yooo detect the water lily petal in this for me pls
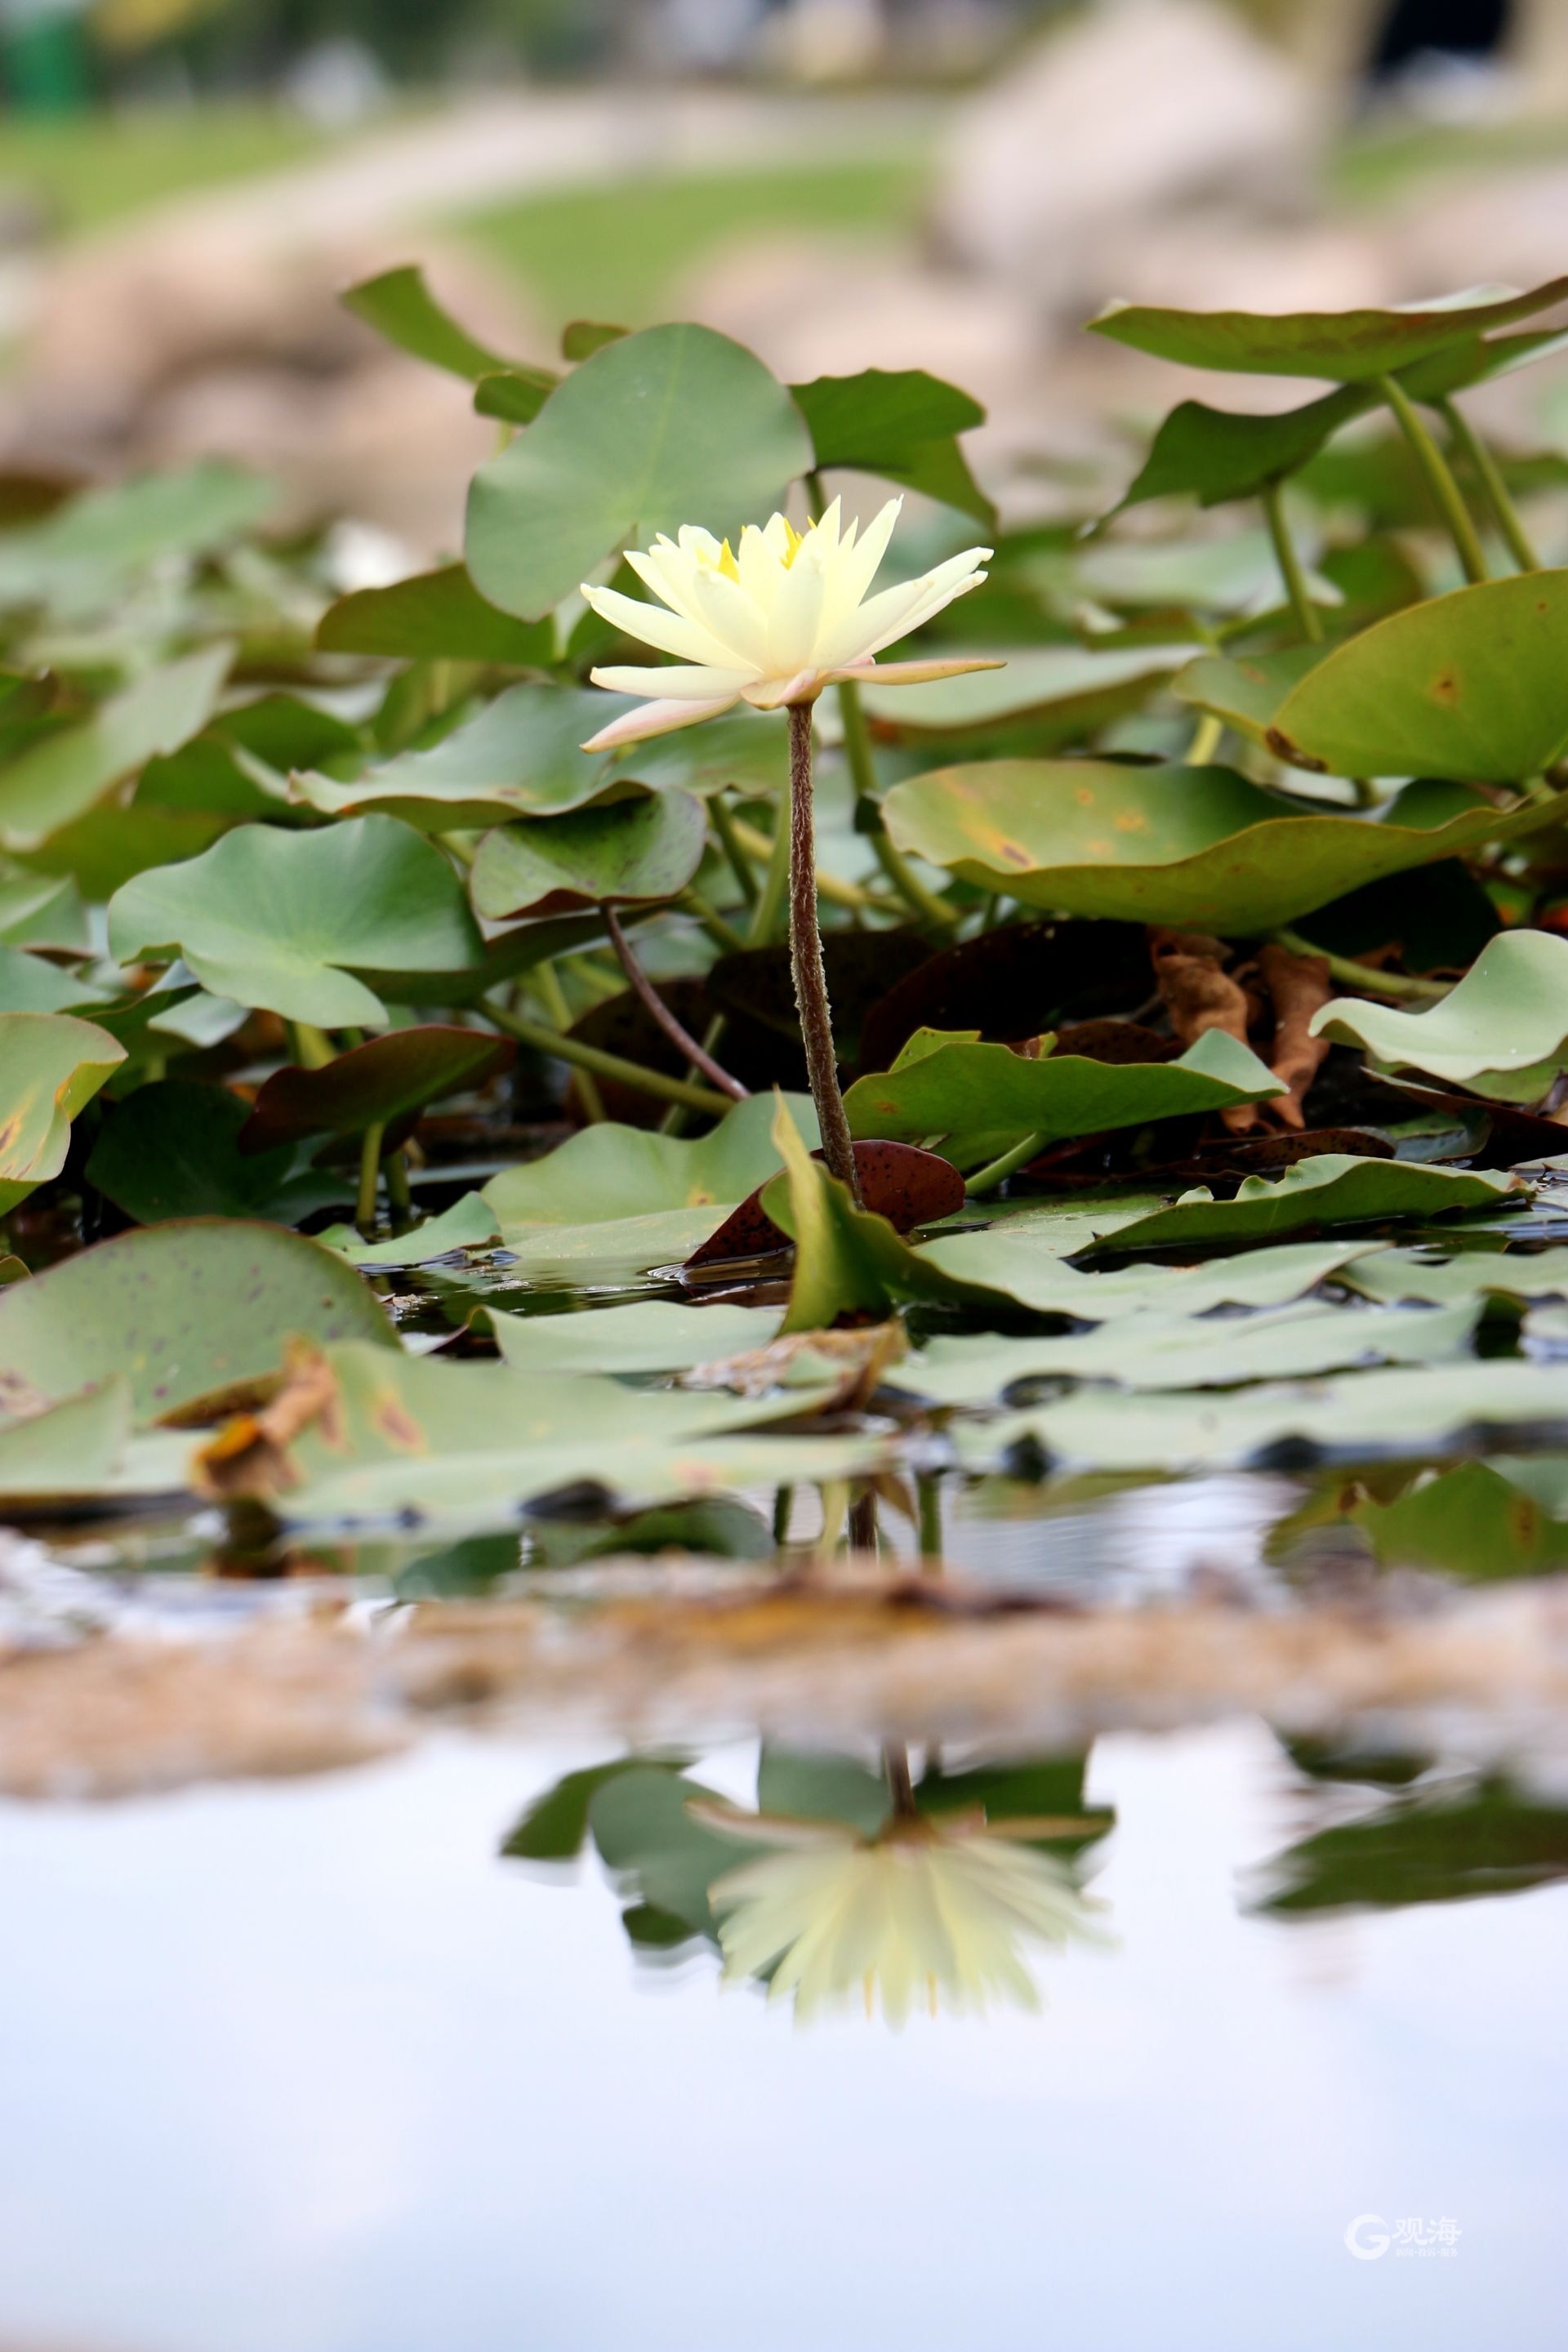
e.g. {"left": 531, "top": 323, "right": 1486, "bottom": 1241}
{"left": 580, "top": 582, "right": 734, "bottom": 667}
{"left": 579, "top": 692, "right": 740, "bottom": 752}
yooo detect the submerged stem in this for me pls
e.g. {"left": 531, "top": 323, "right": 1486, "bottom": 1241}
{"left": 356, "top": 1120, "right": 385, "bottom": 1236}
{"left": 1437, "top": 395, "right": 1541, "bottom": 573}
{"left": 604, "top": 904, "right": 748, "bottom": 1101}
{"left": 1378, "top": 374, "right": 1490, "bottom": 585}
{"left": 1261, "top": 480, "right": 1324, "bottom": 644}
{"left": 788, "top": 700, "right": 862, "bottom": 1203}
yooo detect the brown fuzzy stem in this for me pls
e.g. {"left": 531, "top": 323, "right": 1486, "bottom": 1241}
{"left": 788, "top": 698, "right": 862, "bottom": 1203}
{"left": 604, "top": 904, "right": 749, "bottom": 1102}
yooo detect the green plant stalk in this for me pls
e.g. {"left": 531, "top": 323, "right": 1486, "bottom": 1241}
{"left": 964, "top": 1129, "right": 1046, "bottom": 1197}
{"left": 658, "top": 1010, "right": 734, "bottom": 1136}
{"left": 604, "top": 903, "right": 748, "bottom": 1100}
{"left": 1272, "top": 928, "right": 1450, "bottom": 1000}
{"left": 1377, "top": 374, "right": 1490, "bottom": 585}
{"left": 710, "top": 791, "right": 760, "bottom": 906}
{"left": 747, "top": 796, "right": 793, "bottom": 947}
{"left": 1437, "top": 395, "right": 1541, "bottom": 573}
{"left": 1184, "top": 710, "right": 1226, "bottom": 765}
{"left": 788, "top": 699, "right": 862, "bottom": 1202}
{"left": 288, "top": 1021, "right": 336, "bottom": 1070}
{"left": 838, "top": 675, "right": 956, "bottom": 934}
{"left": 729, "top": 813, "right": 874, "bottom": 914}
{"left": 356, "top": 1120, "right": 385, "bottom": 1236}
{"left": 1261, "top": 481, "right": 1324, "bottom": 644}
{"left": 385, "top": 1148, "right": 413, "bottom": 1232}
{"left": 488, "top": 1000, "right": 732, "bottom": 1116}
{"left": 915, "top": 1470, "right": 942, "bottom": 1562}
{"left": 530, "top": 962, "right": 604, "bottom": 1123}
{"left": 678, "top": 885, "right": 746, "bottom": 953}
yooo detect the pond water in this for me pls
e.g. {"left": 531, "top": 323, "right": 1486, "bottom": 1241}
{"left": 1, "top": 1703, "right": 1565, "bottom": 2352}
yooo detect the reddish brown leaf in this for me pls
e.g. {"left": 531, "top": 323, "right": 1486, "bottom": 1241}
{"left": 684, "top": 1139, "right": 964, "bottom": 1269}
{"left": 1258, "top": 942, "right": 1334, "bottom": 1132}
{"left": 1149, "top": 926, "right": 1259, "bottom": 1134}
{"left": 240, "top": 1027, "right": 514, "bottom": 1153}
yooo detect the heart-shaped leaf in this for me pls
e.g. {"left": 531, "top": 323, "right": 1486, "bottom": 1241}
{"left": 1088, "top": 278, "right": 1568, "bottom": 382}
{"left": 342, "top": 264, "right": 521, "bottom": 381}
{"left": 239, "top": 1025, "right": 515, "bottom": 1151}
{"left": 685, "top": 1138, "right": 964, "bottom": 1267}
{"left": 316, "top": 565, "right": 555, "bottom": 664}
{"left": 466, "top": 323, "right": 813, "bottom": 620}
{"left": 470, "top": 788, "right": 707, "bottom": 919}
{"left": 791, "top": 367, "right": 995, "bottom": 528}
{"left": 483, "top": 1091, "right": 819, "bottom": 1229}
{"left": 0, "top": 1220, "right": 394, "bottom": 1425}
{"left": 321, "top": 1192, "right": 501, "bottom": 1267}
{"left": 882, "top": 760, "right": 1549, "bottom": 933}
{"left": 292, "top": 684, "right": 629, "bottom": 829}
{"left": 84, "top": 1080, "right": 350, "bottom": 1225}
{"left": 107, "top": 815, "right": 481, "bottom": 1027}
{"left": 1313, "top": 931, "right": 1568, "bottom": 1102}
{"left": 0, "top": 1010, "right": 125, "bottom": 1214}
{"left": 1080, "top": 1155, "right": 1523, "bottom": 1258}
{"left": 842, "top": 1027, "right": 1282, "bottom": 1169}
{"left": 0, "top": 645, "right": 231, "bottom": 850}
{"left": 1267, "top": 572, "right": 1568, "bottom": 783}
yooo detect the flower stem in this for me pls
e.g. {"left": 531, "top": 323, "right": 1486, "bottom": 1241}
{"left": 1377, "top": 373, "right": 1490, "bottom": 584}
{"left": 356, "top": 1120, "right": 385, "bottom": 1236}
{"left": 1261, "top": 481, "right": 1324, "bottom": 643}
{"left": 965, "top": 1129, "right": 1046, "bottom": 1197}
{"left": 604, "top": 904, "right": 749, "bottom": 1101}
{"left": 385, "top": 1147, "right": 413, "bottom": 1232}
{"left": 1436, "top": 395, "right": 1541, "bottom": 573}
{"left": 788, "top": 699, "right": 862, "bottom": 1203}
{"left": 883, "top": 1741, "right": 917, "bottom": 1819}
{"left": 487, "top": 1001, "right": 732, "bottom": 1116}
{"left": 747, "top": 797, "right": 793, "bottom": 947}
{"left": 678, "top": 885, "right": 746, "bottom": 953}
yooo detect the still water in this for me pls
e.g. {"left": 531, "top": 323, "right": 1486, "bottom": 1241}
{"left": 1, "top": 1717, "right": 1563, "bottom": 2352}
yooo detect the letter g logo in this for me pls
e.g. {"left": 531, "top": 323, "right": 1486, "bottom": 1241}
{"left": 1345, "top": 2214, "right": 1390, "bottom": 2261}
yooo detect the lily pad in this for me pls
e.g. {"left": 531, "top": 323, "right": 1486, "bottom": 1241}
{"left": 1342, "top": 1245, "right": 1568, "bottom": 1307}
{"left": 0, "top": 645, "right": 232, "bottom": 850}
{"left": 0, "top": 943, "right": 104, "bottom": 1013}
{"left": 1313, "top": 932, "right": 1568, "bottom": 1102}
{"left": 0, "top": 1379, "right": 134, "bottom": 1505}
{"left": 292, "top": 685, "right": 630, "bottom": 830}
{"left": 842, "top": 1027, "right": 1282, "bottom": 1169}
{"left": 85, "top": 1080, "right": 350, "bottom": 1225}
{"left": 238, "top": 1026, "right": 515, "bottom": 1152}
{"left": 1267, "top": 573, "right": 1568, "bottom": 784}
{"left": 915, "top": 1234, "right": 1378, "bottom": 1319}
{"left": 0, "top": 1010, "right": 125, "bottom": 1215}
{"left": 1079, "top": 1156, "right": 1523, "bottom": 1258}
{"left": 881, "top": 760, "right": 1550, "bottom": 933}
{"left": 1170, "top": 646, "right": 1328, "bottom": 753}
{"left": 470, "top": 788, "right": 707, "bottom": 920}
{"left": 686, "top": 1138, "right": 964, "bottom": 1266}
{"left": 466, "top": 323, "right": 814, "bottom": 620}
{"left": 790, "top": 366, "right": 995, "bottom": 528}
{"left": 1087, "top": 278, "right": 1568, "bottom": 382}
{"left": 1105, "top": 385, "right": 1366, "bottom": 515}
{"left": 0, "top": 1219, "right": 395, "bottom": 1426}
{"left": 315, "top": 564, "right": 555, "bottom": 665}
{"left": 490, "top": 1297, "right": 778, "bottom": 1376}
{"left": 321, "top": 1192, "right": 501, "bottom": 1267}
{"left": 107, "top": 815, "right": 481, "bottom": 1027}
{"left": 342, "top": 265, "right": 518, "bottom": 381}
{"left": 483, "top": 1092, "right": 817, "bottom": 1231}
{"left": 0, "top": 463, "right": 275, "bottom": 610}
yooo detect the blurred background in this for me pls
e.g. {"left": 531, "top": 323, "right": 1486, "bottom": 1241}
{"left": 0, "top": 0, "right": 1563, "bottom": 554}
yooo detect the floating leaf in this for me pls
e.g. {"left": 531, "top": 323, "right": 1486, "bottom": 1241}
{"left": 490, "top": 1297, "right": 777, "bottom": 1376}
{"left": 1170, "top": 646, "right": 1326, "bottom": 752}
{"left": 0, "top": 862, "right": 88, "bottom": 950}
{"left": 1343, "top": 1245, "right": 1568, "bottom": 1307}
{"left": 0, "top": 464, "right": 275, "bottom": 609}
{"left": 107, "top": 815, "right": 481, "bottom": 1027}
{"left": 882, "top": 760, "right": 1549, "bottom": 933}
{"left": 1267, "top": 573, "right": 1568, "bottom": 783}
{"left": 0, "top": 645, "right": 232, "bottom": 850}
{"left": 321, "top": 1192, "right": 501, "bottom": 1267}
{"left": 917, "top": 1233, "right": 1377, "bottom": 1319}
{"left": 292, "top": 685, "right": 627, "bottom": 829}
{"left": 1313, "top": 932, "right": 1568, "bottom": 1102}
{"left": 1080, "top": 1155, "right": 1522, "bottom": 1258}
{"left": 1087, "top": 278, "right": 1568, "bottom": 382}
{"left": 0, "top": 943, "right": 103, "bottom": 1013}
{"left": 239, "top": 1027, "right": 514, "bottom": 1152}
{"left": 0, "top": 1379, "right": 135, "bottom": 1505}
{"left": 470, "top": 788, "right": 707, "bottom": 919}
{"left": 843, "top": 1027, "right": 1282, "bottom": 1169}
{"left": 790, "top": 367, "right": 994, "bottom": 528}
{"left": 857, "top": 919, "right": 1150, "bottom": 1072}
{"left": 0, "top": 1220, "right": 394, "bottom": 1426}
{"left": 0, "top": 1011, "right": 125, "bottom": 1214}
{"left": 85, "top": 1080, "right": 350, "bottom": 1225}
{"left": 314, "top": 564, "right": 554, "bottom": 665}
{"left": 484, "top": 1092, "right": 817, "bottom": 1230}
{"left": 342, "top": 264, "right": 519, "bottom": 381}
{"left": 1351, "top": 1462, "right": 1568, "bottom": 1583}
{"left": 687, "top": 1138, "right": 964, "bottom": 1266}
{"left": 466, "top": 323, "right": 813, "bottom": 620}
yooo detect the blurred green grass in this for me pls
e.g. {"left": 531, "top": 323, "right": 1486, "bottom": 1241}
{"left": 0, "top": 105, "right": 329, "bottom": 235}
{"left": 459, "top": 158, "right": 927, "bottom": 332}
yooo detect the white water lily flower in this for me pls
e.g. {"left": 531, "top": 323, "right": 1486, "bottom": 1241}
{"left": 578, "top": 496, "right": 997, "bottom": 752}
{"left": 698, "top": 1803, "right": 1110, "bottom": 2028}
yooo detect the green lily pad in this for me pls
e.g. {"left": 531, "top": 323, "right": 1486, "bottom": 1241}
{"left": 1343, "top": 1246, "right": 1568, "bottom": 1306}
{"left": 0, "top": 862, "right": 88, "bottom": 950}
{"left": 0, "top": 463, "right": 276, "bottom": 611}
{"left": 0, "top": 1219, "right": 395, "bottom": 1426}
{"left": 1254, "top": 1775, "right": 1568, "bottom": 1915}
{"left": 1080, "top": 1156, "right": 1523, "bottom": 1258}
{"left": 915, "top": 1234, "right": 1377, "bottom": 1318}
{"left": 84, "top": 1080, "right": 350, "bottom": 1225}
{"left": 0, "top": 1378, "right": 133, "bottom": 1504}
{"left": 906, "top": 1294, "right": 1479, "bottom": 1402}
{"left": 470, "top": 788, "right": 707, "bottom": 919}
{"left": 0, "top": 645, "right": 232, "bottom": 851}
{"left": 1351, "top": 1460, "right": 1568, "bottom": 1583}
{"left": 1313, "top": 932, "right": 1568, "bottom": 1102}
{"left": 292, "top": 685, "right": 630, "bottom": 830}
{"left": 842, "top": 1027, "right": 1282, "bottom": 1169}
{"left": 790, "top": 367, "right": 995, "bottom": 528}
{"left": 107, "top": 815, "right": 481, "bottom": 1027}
{"left": 483, "top": 1091, "right": 817, "bottom": 1230}
{"left": 1267, "top": 572, "right": 1568, "bottom": 783}
{"left": 466, "top": 323, "right": 814, "bottom": 620}
{"left": 856, "top": 645, "right": 1183, "bottom": 741}
{"left": 0, "top": 943, "right": 104, "bottom": 1013}
{"left": 321, "top": 1192, "right": 501, "bottom": 1267}
{"left": 1170, "top": 646, "right": 1328, "bottom": 753}
{"left": 342, "top": 264, "right": 519, "bottom": 381}
{"left": 0, "top": 1010, "right": 125, "bottom": 1214}
{"left": 1087, "top": 278, "right": 1568, "bottom": 382}
{"left": 881, "top": 760, "right": 1549, "bottom": 933}
{"left": 238, "top": 1026, "right": 515, "bottom": 1151}
{"left": 490, "top": 1297, "right": 778, "bottom": 1376}
{"left": 315, "top": 564, "right": 555, "bottom": 665}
